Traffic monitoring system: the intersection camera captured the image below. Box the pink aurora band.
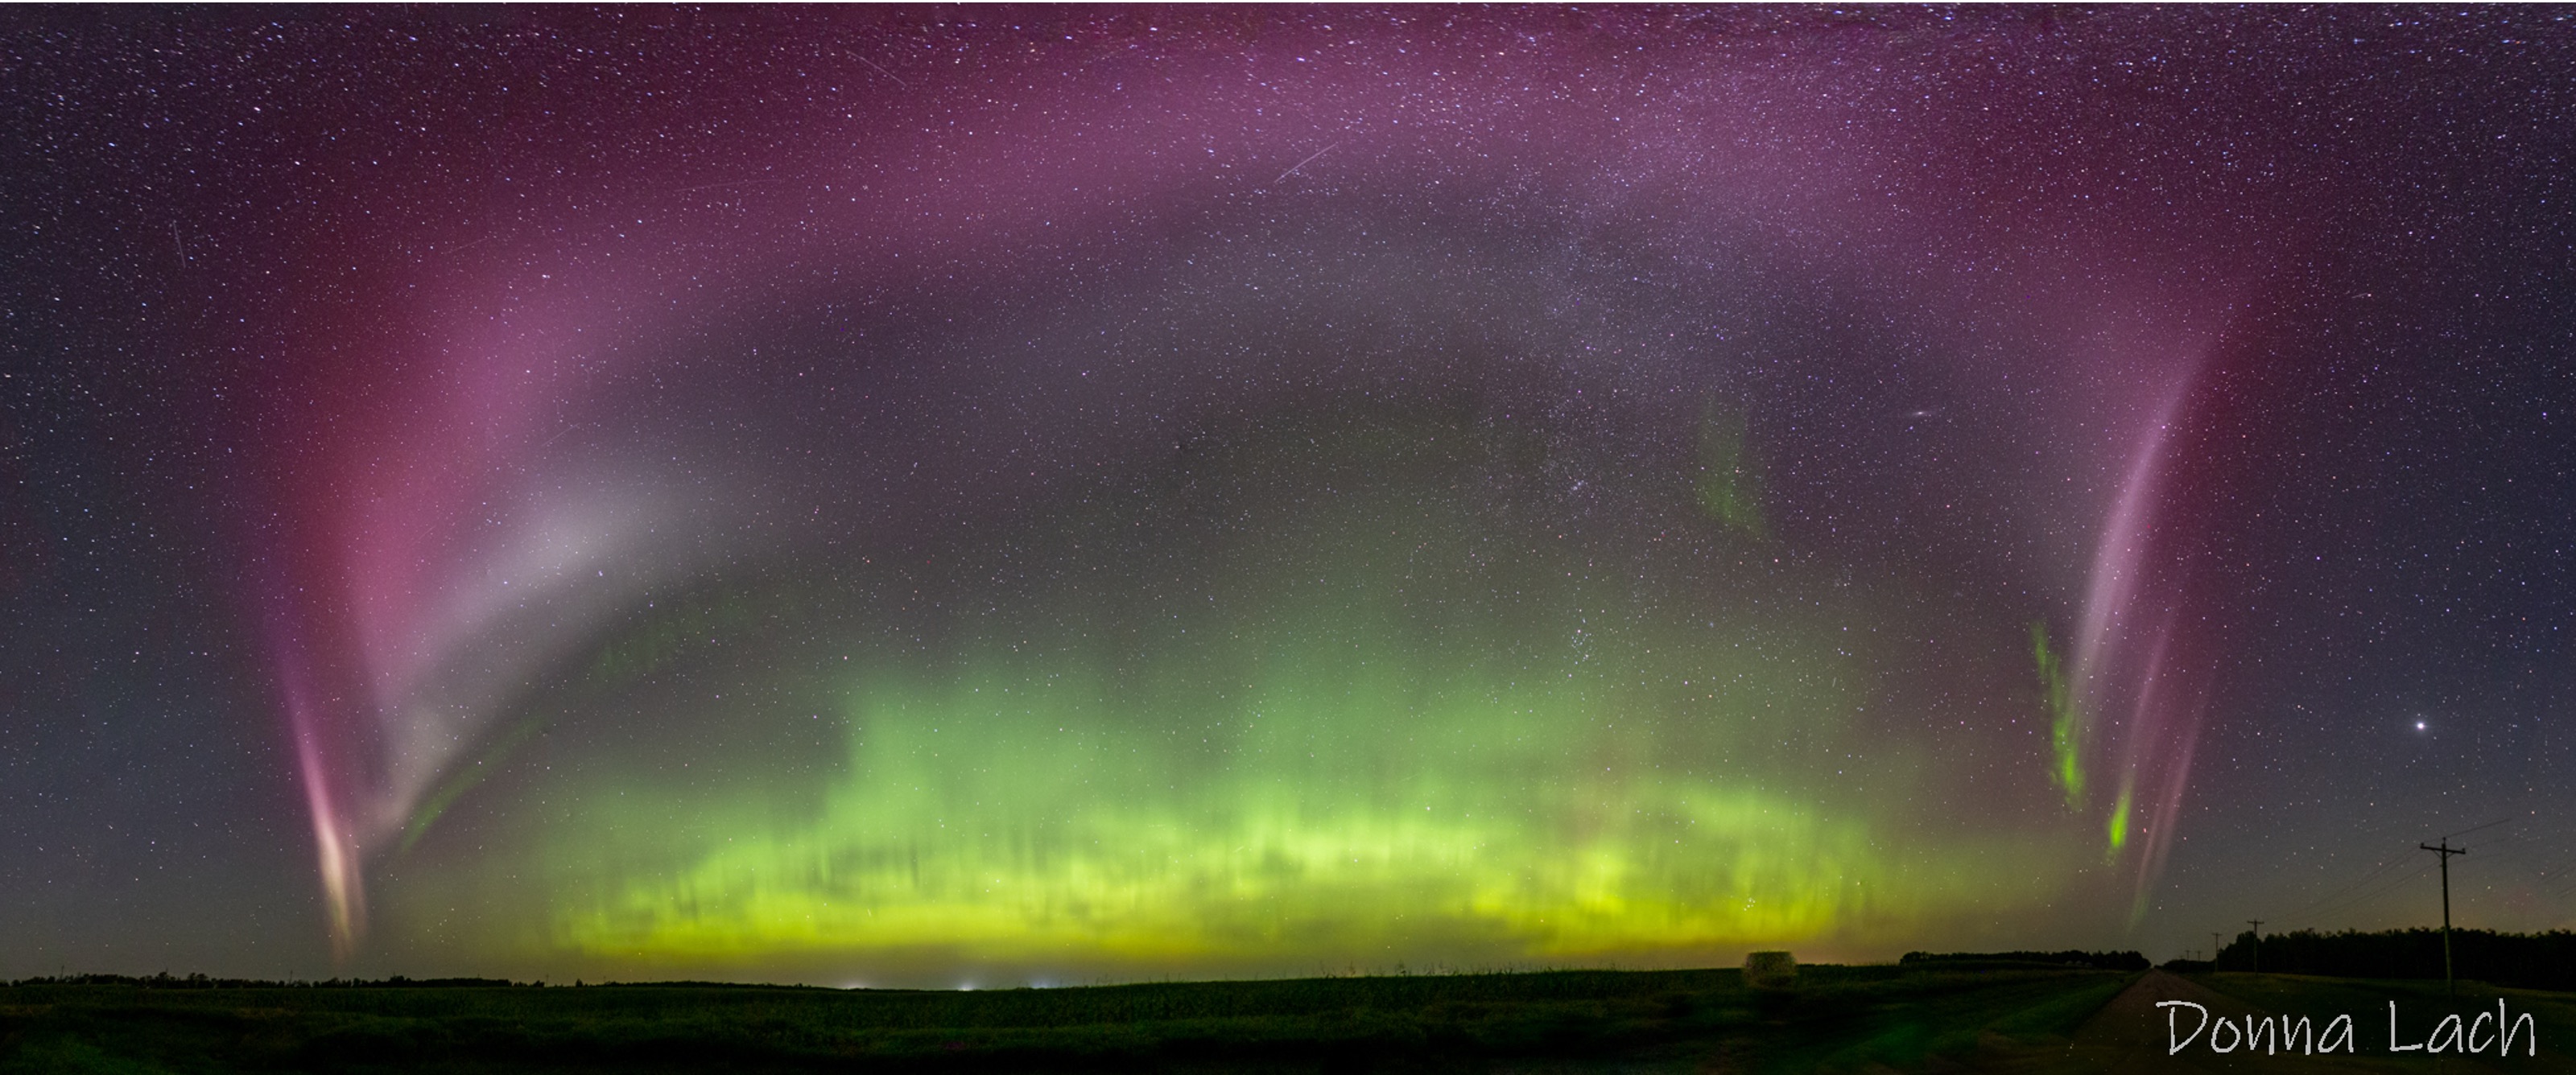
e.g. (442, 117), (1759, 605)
(251, 13), (2238, 957)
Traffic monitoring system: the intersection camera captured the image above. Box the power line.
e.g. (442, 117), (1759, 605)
(2421, 839), (2470, 999)
(2297, 859), (2437, 925)
(2438, 816), (2516, 842)
(2274, 823), (2516, 921)
(2545, 863), (2576, 900)
(2533, 848), (2576, 883)
(2281, 852), (2416, 918)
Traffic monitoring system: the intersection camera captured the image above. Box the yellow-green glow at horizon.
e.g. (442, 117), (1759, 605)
(372, 414), (2109, 981)
(554, 669), (2061, 972)
(532, 612), (2084, 973)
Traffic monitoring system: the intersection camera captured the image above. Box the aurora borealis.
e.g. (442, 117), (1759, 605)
(4, 7), (2574, 986)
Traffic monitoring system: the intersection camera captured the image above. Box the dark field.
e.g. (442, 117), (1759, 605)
(2145, 971), (2576, 1073)
(0, 963), (2136, 1073)
(18, 964), (2575, 1074)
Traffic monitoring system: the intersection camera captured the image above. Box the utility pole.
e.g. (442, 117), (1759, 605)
(2420, 839), (2469, 998)
(2211, 933), (2223, 968)
(2246, 921), (2264, 974)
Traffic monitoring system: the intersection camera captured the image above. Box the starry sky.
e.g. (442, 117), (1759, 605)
(3, 6), (2572, 986)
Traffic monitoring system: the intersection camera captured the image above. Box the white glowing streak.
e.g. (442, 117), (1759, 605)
(362, 496), (654, 843)
(285, 673), (365, 957)
(2072, 378), (2193, 699)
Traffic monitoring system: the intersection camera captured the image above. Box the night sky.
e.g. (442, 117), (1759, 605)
(3, 6), (2572, 987)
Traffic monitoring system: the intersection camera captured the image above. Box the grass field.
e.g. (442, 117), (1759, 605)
(0, 963), (2141, 1073)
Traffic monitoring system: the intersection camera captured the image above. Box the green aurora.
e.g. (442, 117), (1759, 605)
(372, 408), (2103, 982)
(2029, 623), (2087, 810)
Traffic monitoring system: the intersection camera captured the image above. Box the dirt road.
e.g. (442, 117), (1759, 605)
(1969, 970), (2412, 1073)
